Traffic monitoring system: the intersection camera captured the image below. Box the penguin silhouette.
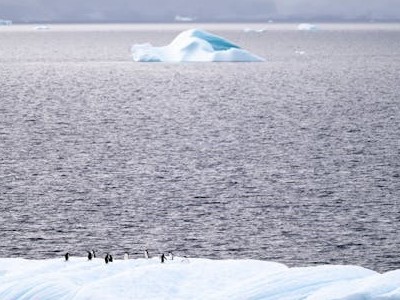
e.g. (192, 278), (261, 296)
(160, 253), (166, 263)
(65, 252), (69, 261)
(109, 254), (113, 262)
(92, 250), (96, 258)
(144, 249), (150, 259)
(105, 254), (109, 264)
(168, 251), (174, 260)
(87, 251), (93, 260)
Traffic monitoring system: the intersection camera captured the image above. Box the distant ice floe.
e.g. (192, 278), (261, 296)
(297, 23), (319, 31)
(243, 27), (265, 33)
(175, 15), (196, 22)
(34, 25), (50, 30)
(295, 50), (306, 55)
(1, 257), (400, 300)
(0, 19), (12, 26)
(131, 29), (265, 62)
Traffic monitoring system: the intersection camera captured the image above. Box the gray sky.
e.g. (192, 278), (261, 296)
(1, 0), (399, 23)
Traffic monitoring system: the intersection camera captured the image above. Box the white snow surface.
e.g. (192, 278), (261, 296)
(1, 257), (400, 300)
(131, 29), (265, 62)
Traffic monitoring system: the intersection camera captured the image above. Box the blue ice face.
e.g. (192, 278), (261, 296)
(132, 29), (264, 62)
(191, 29), (240, 51)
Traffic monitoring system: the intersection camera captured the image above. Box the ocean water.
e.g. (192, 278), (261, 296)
(0, 23), (399, 272)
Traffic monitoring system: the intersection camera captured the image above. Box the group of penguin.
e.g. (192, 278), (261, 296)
(64, 249), (173, 264)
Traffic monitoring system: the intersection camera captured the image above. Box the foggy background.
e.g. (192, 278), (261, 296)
(1, 0), (399, 23)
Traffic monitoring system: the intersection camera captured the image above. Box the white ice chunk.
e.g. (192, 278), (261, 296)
(297, 23), (319, 31)
(243, 28), (266, 33)
(34, 25), (50, 30)
(0, 19), (12, 26)
(175, 15), (195, 22)
(131, 29), (265, 62)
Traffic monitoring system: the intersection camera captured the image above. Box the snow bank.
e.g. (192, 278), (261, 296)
(0, 257), (399, 300)
(131, 29), (265, 62)
(297, 23), (319, 31)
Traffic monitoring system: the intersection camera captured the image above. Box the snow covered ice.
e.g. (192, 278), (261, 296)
(1, 257), (400, 300)
(131, 29), (265, 62)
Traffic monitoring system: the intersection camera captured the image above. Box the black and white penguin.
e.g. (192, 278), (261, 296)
(105, 253), (109, 264)
(65, 252), (69, 261)
(168, 251), (174, 260)
(160, 253), (166, 263)
(109, 254), (113, 262)
(92, 250), (96, 258)
(144, 249), (150, 259)
(87, 251), (93, 260)
(124, 253), (129, 260)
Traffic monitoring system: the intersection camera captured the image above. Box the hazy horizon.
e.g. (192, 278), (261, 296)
(1, 0), (400, 23)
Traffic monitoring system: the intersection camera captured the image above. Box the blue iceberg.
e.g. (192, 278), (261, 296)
(131, 29), (264, 62)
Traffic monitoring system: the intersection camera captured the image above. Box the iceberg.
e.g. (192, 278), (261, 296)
(131, 29), (265, 62)
(174, 15), (196, 22)
(297, 23), (319, 31)
(1, 257), (400, 300)
(34, 25), (50, 30)
(243, 27), (266, 33)
(0, 19), (12, 26)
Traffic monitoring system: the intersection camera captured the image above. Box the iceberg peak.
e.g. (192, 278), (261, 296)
(131, 29), (264, 62)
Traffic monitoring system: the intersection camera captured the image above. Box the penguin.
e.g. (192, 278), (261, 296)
(87, 251), (93, 260)
(168, 251), (174, 260)
(160, 253), (166, 263)
(144, 249), (150, 259)
(105, 253), (109, 264)
(109, 254), (113, 262)
(92, 250), (96, 258)
(124, 253), (129, 260)
(65, 252), (69, 261)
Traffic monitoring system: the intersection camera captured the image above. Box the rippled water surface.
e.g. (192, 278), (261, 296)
(1, 23), (399, 272)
